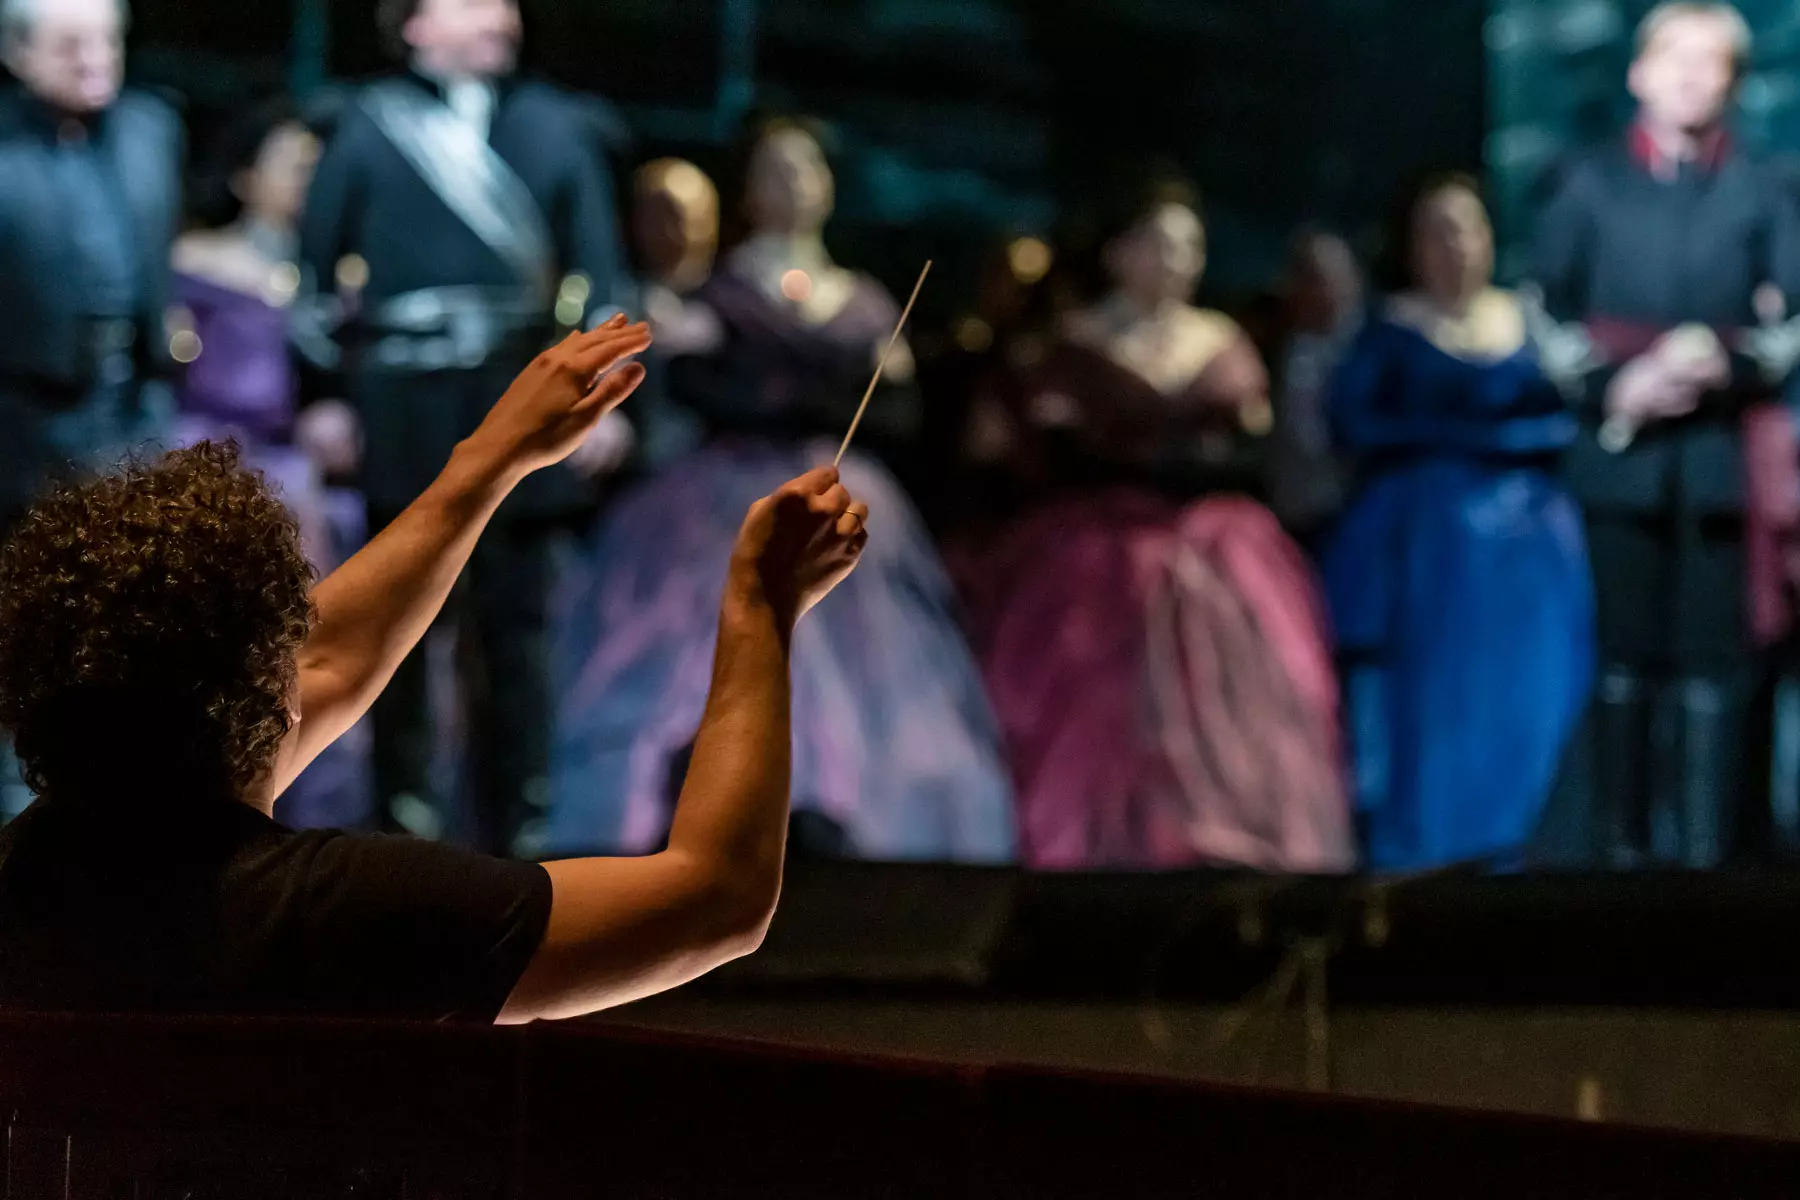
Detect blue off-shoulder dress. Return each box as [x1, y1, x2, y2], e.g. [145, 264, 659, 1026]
[1321, 313, 1595, 871]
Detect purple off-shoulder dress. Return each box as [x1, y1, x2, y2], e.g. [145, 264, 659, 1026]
[170, 272, 372, 830]
[545, 269, 1016, 861]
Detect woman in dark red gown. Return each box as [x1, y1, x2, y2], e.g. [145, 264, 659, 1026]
[965, 183, 1353, 871]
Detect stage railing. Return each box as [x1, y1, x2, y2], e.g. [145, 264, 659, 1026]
[0, 1013, 1793, 1199]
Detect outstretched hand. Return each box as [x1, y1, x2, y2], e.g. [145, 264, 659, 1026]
[731, 467, 870, 627]
[468, 315, 653, 477]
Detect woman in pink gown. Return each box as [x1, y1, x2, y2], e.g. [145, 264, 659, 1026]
[965, 182, 1353, 871]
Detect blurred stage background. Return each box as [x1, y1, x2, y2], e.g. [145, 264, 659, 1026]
[128, 0, 1486, 304]
[10, 0, 1800, 1143]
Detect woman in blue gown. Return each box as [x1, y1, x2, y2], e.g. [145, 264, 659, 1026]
[1322, 175, 1595, 871]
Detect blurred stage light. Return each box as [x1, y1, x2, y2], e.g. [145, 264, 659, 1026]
[267, 263, 300, 305]
[1008, 237, 1052, 285]
[170, 330, 203, 365]
[781, 269, 814, 303]
[335, 254, 370, 292]
[954, 316, 993, 353]
[557, 273, 593, 327]
[560, 273, 593, 305]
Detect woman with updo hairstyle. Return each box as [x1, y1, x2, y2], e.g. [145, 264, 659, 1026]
[546, 116, 1015, 863]
[1321, 173, 1594, 871]
[168, 95, 371, 831]
[968, 174, 1353, 871]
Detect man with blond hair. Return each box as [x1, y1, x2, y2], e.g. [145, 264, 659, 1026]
[1533, 1, 1800, 868]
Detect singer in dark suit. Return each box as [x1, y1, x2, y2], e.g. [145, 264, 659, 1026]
[0, 0, 181, 530]
[1531, 2, 1800, 867]
[299, 0, 628, 855]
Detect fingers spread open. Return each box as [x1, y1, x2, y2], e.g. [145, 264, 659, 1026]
[577, 361, 648, 413]
[546, 318, 619, 363]
[569, 314, 628, 349]
[567, 322, 653, 375]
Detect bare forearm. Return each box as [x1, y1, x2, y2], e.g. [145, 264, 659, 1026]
[500, 468, 860, 1023]
[299, 441, 518, 724]
[262, 321, 650, 805]
[501, 575, 795, 1022]
[665, 569, 795, 919]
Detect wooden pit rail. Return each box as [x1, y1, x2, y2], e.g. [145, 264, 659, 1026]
[0, 1013, 1791, 1198]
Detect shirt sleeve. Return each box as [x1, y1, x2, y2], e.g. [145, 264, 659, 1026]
[288, 832, 554, 1022]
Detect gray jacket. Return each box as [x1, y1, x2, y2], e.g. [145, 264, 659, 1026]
[0, 86, 183, 392]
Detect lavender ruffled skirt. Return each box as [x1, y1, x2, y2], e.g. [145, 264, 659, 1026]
[546, 438, 1017, 862]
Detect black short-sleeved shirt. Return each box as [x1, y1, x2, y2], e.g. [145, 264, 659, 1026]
[0, 795, 554, 1022]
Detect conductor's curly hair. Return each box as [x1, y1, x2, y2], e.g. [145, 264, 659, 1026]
[0, 443, 316, 801]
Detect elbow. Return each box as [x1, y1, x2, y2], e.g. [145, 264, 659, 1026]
[680, 898, 770, 980]
[676, 852, 781, 966]
[714, 913, 771, 966]
[712, 875, 780, 962]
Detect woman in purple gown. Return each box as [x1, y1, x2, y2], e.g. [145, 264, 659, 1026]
[964, 182, 1354, 871]
[169, 101, 370, 830]
[546, 124, 1015, 861]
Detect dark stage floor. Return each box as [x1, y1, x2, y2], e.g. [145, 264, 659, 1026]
[598, 860, 1800, 1140]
